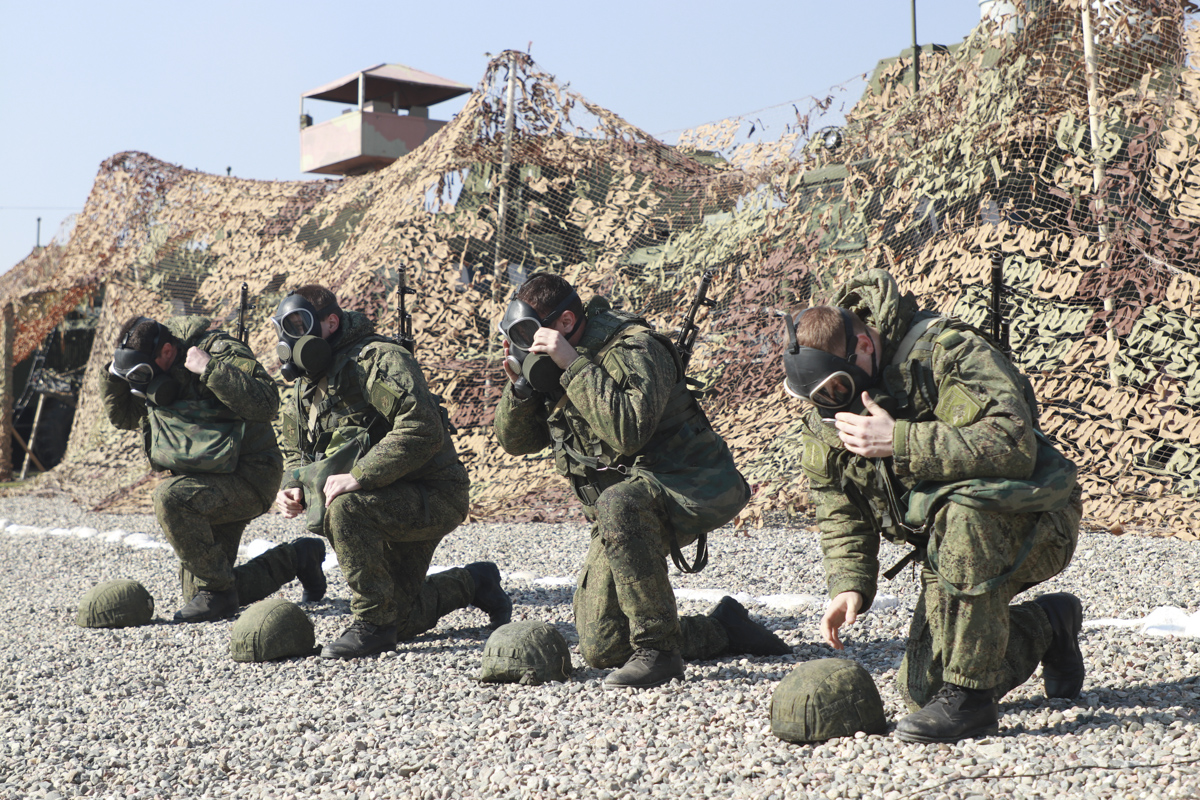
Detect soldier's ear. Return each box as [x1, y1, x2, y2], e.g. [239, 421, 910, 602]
[323, 313, 340, 336]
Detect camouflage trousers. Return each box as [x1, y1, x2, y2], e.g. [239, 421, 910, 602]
[154, 469, 302, 605]
[573, 477, 729, 668]
[898, 486, 1083, 710]
[324, 477, 472, 635]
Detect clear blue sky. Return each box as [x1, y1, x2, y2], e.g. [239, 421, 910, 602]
[0, 0, 982, 274]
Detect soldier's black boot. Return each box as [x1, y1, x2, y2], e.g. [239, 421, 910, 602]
[174, 587, 239, 623]
[293, 537, 327, 603]
[1033, 592, 1085, 698]
[465, 561, 513, 627]
[894, 683, 999, 743]
[319, 620, 399, 659]
[710, 596, 792, 656]
[603, 649, 685, 689]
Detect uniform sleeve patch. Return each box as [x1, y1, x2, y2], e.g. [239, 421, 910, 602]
[226, 356, 259, 376]
[935, 382, 984, 427]
[801, 434, 832, 483]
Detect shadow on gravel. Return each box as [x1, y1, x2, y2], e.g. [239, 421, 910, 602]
[1003, 677, 1200, 737]
[509, 586, 576, 607]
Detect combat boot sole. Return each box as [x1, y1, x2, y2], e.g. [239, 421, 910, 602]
[710, 596, 791, 656]
[293, 537, 327, 603]
[1034, 592, 1085, 699]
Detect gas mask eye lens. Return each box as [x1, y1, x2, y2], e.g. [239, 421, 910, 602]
[505, 319, 540, 350]
[276, 309, 315, 338]
[808, 371, 856, 409]
[124, 363, 155, 385]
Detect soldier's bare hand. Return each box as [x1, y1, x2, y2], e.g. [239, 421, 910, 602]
[835, 392, 895, 457]
[276, 487, 305, 519]
[502, 340, 521, 383]
[323, 473, 361, 506]
[529, 328, 579, 370]
[184, 346, 212, 375]
[820, 590, 863, 650]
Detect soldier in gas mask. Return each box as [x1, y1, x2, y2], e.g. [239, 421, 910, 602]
[103, 315, 327, 622]
[271, 285, 511, 659]
[494, 273, 791, 690]
[782, 268, 1085, 743]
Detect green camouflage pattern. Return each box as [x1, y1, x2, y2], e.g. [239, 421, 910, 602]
[102, 315, 284, 486]
[278, 309, 471, 629]
[102, 316, 286, 597]
[147, 399, 244, 475]
[495, 302, 745, 665]
[230, 599, 316, 662]
[571, 480, 731, 667]
[803, 269, 1081, 697]
[279, 310, 464, 491]
[75, 579, 155, 629]
[898, 487, 1082, 706]
[495, 300, 749, 537]
[478, 620, 572, 685]
[771, 658, 888, 743]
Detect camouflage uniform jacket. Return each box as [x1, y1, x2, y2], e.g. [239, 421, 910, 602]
[494, 298, 748, 537]
[101, 316, 283, 487]
[279, 310, 464, 491]
[800, 269, 1077, 611]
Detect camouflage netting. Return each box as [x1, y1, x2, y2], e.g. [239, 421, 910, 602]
[4, 0, 1200, 538]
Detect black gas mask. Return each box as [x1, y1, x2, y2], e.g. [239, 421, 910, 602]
[109, 317, 180, 406]
[497, 292, 582, 399]
[271, 292, 338, 381]
[782, 307, 878, 415]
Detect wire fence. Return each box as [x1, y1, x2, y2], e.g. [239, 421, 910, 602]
[3, 0, 1199, 538]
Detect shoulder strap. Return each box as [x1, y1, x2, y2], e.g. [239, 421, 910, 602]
[890, 311, 945, 366]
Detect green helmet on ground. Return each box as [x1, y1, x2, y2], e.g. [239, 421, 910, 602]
[771, 658, 889, 743]
[75, 579, 155, 628]
[478, 620, 572, 685]
[230, 599, 315, 662]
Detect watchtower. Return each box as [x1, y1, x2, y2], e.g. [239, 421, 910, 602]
[299, 63, 470, 176]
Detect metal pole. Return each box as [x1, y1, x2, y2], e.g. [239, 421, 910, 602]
[911, 0, 920, 94]
[1081, 1, 1117, 375]
[0, 304, 12, 482]
[19, 393, 45, 480]
[36, 217, 41, 248]
[358, 72, 365, 111]
[494, 52, 519, 297]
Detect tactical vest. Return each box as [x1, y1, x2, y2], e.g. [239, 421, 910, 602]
[287, 335, 458, 474]
[548, 308, 721, 573]
[548, 309, 707, 491]
[290, 336, 393, 463]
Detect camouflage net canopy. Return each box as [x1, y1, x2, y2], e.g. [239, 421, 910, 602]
[5, 0, 1200, 538]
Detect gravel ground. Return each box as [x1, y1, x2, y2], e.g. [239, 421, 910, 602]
[1, 493, 1198, 800]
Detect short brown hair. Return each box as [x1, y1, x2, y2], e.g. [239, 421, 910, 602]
[517, 273, 583, 320]
[292, 284, 339, 314]
[794, 306, 865, 356]
[117, 316, 168, 357]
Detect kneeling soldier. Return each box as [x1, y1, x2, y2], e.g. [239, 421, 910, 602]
[272, 285, 511, 659]
[493, 273, 791, 689]
[103, 315, 326, 622]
